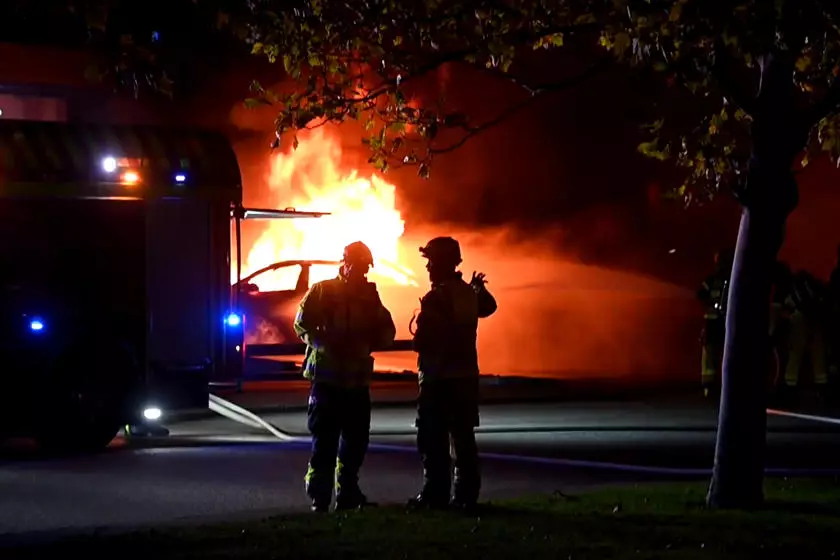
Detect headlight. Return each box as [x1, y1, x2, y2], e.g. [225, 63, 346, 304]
[143, 407, 163, 421]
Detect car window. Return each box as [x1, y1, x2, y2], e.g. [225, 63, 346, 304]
[246, 264, 302, 292]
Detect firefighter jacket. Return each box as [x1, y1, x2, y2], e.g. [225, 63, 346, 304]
[788, 272, 826, 320]
[697, 270, 729, 320]
[294, 276, 396, 387]
[412, 272, 497, 384]
[829, 267, 840, 315]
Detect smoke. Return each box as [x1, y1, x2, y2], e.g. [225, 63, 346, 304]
[375, 225, 699, 382]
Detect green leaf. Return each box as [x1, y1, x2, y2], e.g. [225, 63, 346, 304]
[669, 4, 682, 22]
[612, 32, 632, 57]
[795, 56, 811, 72]
[244, 97, 271, 108]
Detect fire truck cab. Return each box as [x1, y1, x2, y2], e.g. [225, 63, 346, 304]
[0, 119, 313, 452]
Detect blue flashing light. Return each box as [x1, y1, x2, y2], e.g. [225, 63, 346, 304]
[29, 318, 45, 332]
[175, 173, 187, 183]
[224, 313, 242, 327]
[102, 157, 117, 173]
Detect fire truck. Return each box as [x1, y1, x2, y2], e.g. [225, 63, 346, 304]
[0, 118, 323, 452]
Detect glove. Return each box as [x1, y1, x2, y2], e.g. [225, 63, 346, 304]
[470, 271, 488, 292]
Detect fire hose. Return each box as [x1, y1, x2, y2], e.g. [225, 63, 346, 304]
[206, 393, 840, 478]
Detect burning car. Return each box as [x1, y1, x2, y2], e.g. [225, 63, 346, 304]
[233, 259, 340, 346]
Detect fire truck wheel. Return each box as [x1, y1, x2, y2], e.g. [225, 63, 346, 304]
[35, 340, 137, 454]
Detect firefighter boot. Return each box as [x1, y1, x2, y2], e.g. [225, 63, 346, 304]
[409, 418, 452, 510]
[305, 460, 336, 513]
[334, 460, 375, 511]
[450, 429, 481, 511]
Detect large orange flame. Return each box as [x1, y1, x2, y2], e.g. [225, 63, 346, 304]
[238, 127, 417, 290]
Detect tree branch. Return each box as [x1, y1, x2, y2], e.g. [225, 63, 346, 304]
[712, 39, 757, 117]
[806, 74, 840, 126]
[428, 56, 612, 155]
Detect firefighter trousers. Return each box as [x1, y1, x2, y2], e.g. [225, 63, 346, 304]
[304, 382, 371, 506]
[415, 377, 481, 504]
[785, 311, 828, 387]
[701, 318, 725, 389]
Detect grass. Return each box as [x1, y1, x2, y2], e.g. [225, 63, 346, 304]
[7, 479, 840, 559]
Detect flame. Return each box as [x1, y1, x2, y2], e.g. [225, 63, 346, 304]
[237, 127, 418, 291]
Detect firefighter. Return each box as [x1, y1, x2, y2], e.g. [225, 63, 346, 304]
[294, 241, 397, 513]
[407, 236, 497, 510]
[784, 269, 828, 395]
[768, 261, 794, 394]
[697, 249, 733, 397]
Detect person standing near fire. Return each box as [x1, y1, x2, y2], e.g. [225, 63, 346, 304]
[294, 241, 396, 513]
[697, 249, 733, 397]
[408, 236, 497, 510]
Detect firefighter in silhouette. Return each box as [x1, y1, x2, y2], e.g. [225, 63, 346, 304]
[768, 261, 794, 395]
[294, 241, 396, 512]
[697, 249, 733, 397]
[784, 269, 829, 396]
[407, 236, 497, 510]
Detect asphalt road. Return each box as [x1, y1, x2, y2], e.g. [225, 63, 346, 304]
[2, 398, 840, 542]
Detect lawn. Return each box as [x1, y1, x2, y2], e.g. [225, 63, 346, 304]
[6, 479, 840, 559]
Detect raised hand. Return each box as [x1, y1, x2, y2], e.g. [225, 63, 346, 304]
[470, 271, 487, 291]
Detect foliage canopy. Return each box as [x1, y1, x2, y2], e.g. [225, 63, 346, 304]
[242, 0, 840, 203]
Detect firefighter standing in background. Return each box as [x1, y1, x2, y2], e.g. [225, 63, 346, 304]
[408, 236, 497, 510]
[697, 249, 733, 397]
[768, 261, 794, 393]
[294, 241, 396, 513]
[784, 270, 828, 395]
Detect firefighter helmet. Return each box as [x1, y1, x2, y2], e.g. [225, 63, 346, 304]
[342, 241, 374, 267]
[419, 236, 462, 265]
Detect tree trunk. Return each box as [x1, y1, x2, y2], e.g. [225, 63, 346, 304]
[706, 50, 807, 509]
[706, 200, 788, 508]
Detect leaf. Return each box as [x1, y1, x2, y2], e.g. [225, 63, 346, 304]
[251, 42, 264, 55]
[244, 97, 271, 108]
[669, 4, 682, 22]
[795, 56, 811, 72]
[612, 32, 632, 57]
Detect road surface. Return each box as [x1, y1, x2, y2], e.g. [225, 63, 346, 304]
[2, 398, 839, 542]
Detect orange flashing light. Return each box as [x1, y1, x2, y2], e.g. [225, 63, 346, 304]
[120, 171, 140, 185]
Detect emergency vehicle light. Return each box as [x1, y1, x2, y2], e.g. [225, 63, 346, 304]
[121, 171, 140, 185]
[175, 173, 186, 183]
[102, 157, 117, 173]
[29, 318, 45, 332]
[224, 312, 242, 327]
